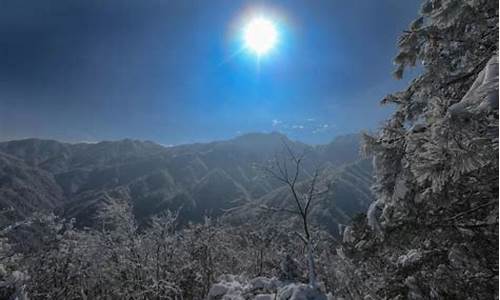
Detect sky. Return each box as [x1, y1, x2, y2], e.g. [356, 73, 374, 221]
[0, 0, 421, 145]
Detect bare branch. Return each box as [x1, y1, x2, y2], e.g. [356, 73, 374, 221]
[304, 169, 319, 217]
[294, 231, 307, 244]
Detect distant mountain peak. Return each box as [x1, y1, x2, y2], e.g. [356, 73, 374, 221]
[232, 131, 289, 142]
[226, 131, 307, 154]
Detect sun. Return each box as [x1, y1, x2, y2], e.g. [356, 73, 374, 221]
[243, 17, 278, 56]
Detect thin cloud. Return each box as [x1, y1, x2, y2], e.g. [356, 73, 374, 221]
[312, 124, 334, 134]
[272, 119, 283, 127]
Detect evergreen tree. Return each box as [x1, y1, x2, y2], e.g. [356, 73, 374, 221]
[338, 0, 498, 298]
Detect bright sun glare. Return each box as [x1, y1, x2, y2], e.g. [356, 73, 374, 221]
[243, 18, 278, 56]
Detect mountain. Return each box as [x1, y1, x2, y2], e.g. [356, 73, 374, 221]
[0, 153, 64, 227]
[225, 158, 374, 234]
[0, 133, 374, 231]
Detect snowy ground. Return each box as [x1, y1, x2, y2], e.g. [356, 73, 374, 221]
[207, 275, 331, 300]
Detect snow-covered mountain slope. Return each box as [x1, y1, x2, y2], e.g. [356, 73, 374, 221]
[0, 133, 373, 228]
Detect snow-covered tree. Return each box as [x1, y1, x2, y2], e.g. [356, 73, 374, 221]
[336, 0, 499, 298]
[364, 0, 498, 230]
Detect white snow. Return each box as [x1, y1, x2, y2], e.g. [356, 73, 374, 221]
[397, 249, 423, 267]
[342, 226, 355, 244]
[277, 283, 328, 300]
[449, 54, 499, 116]
[367, 199, 383, 236]
[254, 294, 276, 300]
[208, 275, 329, 300]
[208, 284, 229, 298]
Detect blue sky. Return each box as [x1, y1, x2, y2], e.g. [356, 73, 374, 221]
[0, 0, 421, 145]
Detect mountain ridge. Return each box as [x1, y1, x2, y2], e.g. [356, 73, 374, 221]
[0, 132, 373, 232]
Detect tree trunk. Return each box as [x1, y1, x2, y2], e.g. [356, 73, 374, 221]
[306, 240, 318, 289]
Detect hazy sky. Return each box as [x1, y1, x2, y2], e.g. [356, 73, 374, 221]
[0, 0, 421, 145]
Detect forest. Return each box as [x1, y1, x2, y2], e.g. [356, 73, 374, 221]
[0, 0, 498, 299]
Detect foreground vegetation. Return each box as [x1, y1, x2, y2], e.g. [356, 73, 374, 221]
[0, 0, 498, 299]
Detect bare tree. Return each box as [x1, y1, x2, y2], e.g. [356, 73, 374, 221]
[261, 141, 327, 289]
